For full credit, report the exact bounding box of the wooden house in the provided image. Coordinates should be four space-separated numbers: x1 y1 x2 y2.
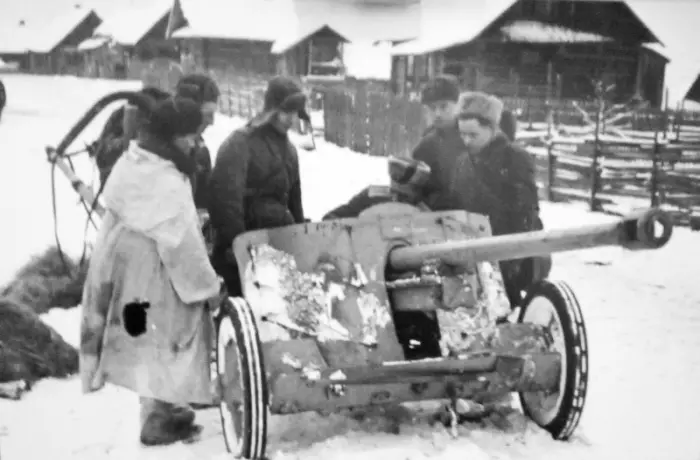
390 0 668 108
627 0 700 109
93 4 175 60
170 0 351 82
75 3 174 79
168 0 423 85
0 7 101 74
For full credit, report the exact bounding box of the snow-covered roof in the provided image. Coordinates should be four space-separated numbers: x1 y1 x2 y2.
173 0 291 42
311 0 419 42
77 36 110 51
391 0 515 56
628 0 700 106
0 8 99 54
272 24 348 55
94 2 171 46
391 0 667 56
173 0 419 44
499 20 613 43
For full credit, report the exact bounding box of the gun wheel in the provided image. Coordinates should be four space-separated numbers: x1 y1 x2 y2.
517 280 588 441
216 297 268 459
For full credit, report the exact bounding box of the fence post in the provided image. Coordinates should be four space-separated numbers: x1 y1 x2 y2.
675 101 684 141
546 141 556 201
662 87 669 141
650 131 660 207
590 105 602 212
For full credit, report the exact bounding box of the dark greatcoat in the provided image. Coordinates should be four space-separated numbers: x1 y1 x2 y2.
450 133 551 306
207 116 305 295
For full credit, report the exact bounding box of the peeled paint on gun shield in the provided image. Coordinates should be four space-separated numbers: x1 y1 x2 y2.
243 243 389 344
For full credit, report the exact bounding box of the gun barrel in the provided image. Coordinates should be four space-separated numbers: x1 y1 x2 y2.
388 208 673 272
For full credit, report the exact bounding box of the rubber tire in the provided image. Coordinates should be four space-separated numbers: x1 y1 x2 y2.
517 280 589 441
216 297 268 459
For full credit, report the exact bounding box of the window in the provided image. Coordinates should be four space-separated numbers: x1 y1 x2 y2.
308 38 343 75
414 55 427 79
521 50 541 65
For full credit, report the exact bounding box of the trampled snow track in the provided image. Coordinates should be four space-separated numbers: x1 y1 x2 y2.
1 75 700 460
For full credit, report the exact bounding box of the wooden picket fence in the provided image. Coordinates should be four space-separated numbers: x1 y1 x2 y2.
527 137 700 226
318 85 700 227
323 88 425 156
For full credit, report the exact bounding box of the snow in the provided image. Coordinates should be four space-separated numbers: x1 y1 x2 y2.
93 1 171 46
0 7 97 54
343 42 393 81
2 74 700 460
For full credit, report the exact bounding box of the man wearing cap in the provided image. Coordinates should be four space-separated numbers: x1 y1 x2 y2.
410 75 465 211
451 91 550 308
208 76 308 296
322 156 431 220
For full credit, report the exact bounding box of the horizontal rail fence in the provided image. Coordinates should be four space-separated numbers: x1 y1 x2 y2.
529 137 700 225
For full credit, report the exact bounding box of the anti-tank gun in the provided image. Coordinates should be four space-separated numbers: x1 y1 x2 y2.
215 197 673 459
45 93 674 459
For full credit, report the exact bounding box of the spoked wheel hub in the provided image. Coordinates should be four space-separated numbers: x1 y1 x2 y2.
517 280 589 441
217 316 245 451
215 297 268 459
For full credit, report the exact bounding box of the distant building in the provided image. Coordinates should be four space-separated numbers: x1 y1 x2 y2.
75 4 174 79
166 0 420 84
0 7 101 74
390 0 668 108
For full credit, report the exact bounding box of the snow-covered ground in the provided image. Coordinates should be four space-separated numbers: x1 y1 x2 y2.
1 75 700 460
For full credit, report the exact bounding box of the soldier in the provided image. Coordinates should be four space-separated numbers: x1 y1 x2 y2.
80 95 220 446
173 73 220 209
208 76 308 297
410 75 465 211
450 92 550 307
322 156 431 220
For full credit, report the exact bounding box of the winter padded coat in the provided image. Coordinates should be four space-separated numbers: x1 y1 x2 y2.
450 133 549 305
207 120 305 257
451 133 539 236
411 123 465 211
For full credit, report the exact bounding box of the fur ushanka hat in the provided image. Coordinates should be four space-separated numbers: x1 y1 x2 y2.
458 91 504 128
147 96 203 141
263 76 310 122
175 73 221 105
